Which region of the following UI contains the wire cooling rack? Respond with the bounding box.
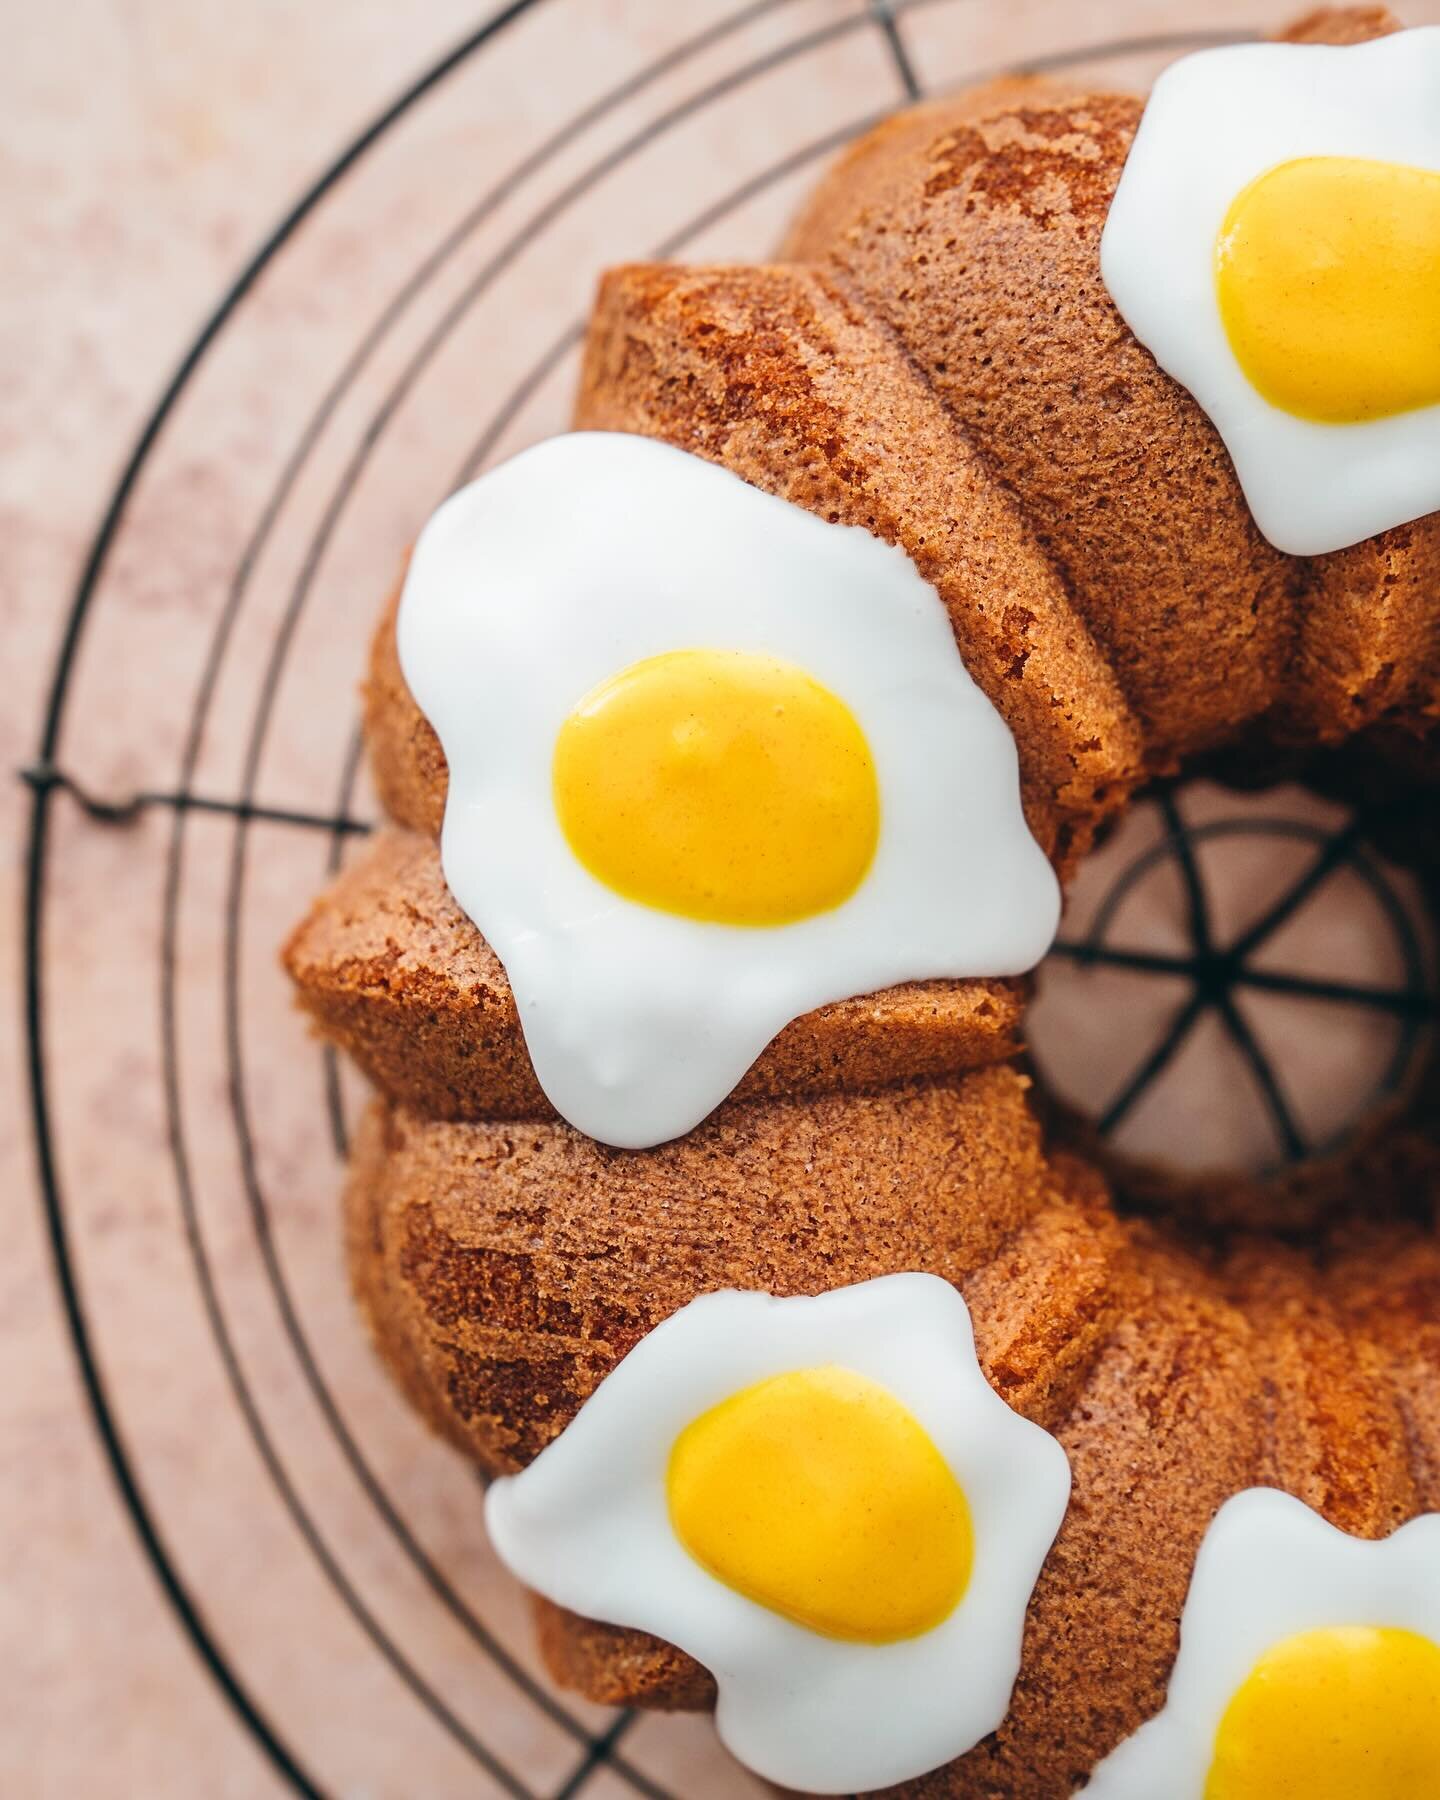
[21,4,1440,1796]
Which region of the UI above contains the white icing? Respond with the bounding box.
[398,432,1059,1149]
[1083,1488,1440,1798]
[485,1273,1071,1795]
[1101,28,1440,557]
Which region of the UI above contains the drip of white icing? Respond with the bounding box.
[485,1274,1072,1794]
[1083,1488,1440,1798]
[398,432,1059,1148]
[1101,28,1440,556]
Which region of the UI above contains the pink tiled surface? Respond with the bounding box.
[7,4,1436,1796]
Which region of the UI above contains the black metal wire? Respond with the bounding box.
[321,723,369,1162]
[26,6,1433,1800]
[1047,939,1435,1014]
[1096,988,1210,1138]
[1052,796,1436,1165]
[1158,787,1214,955]
[22,761,374,836]
[1215,990,1307,1161]
[22,4,551,1794]
[24,785,328,1800]
[871,0,923,101]
[451,107,896,487]
[551,1712,643,1800]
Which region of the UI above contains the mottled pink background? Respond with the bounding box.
[7,4,1436,1795]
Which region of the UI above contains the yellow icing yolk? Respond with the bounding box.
[1205,1625,1440,1799]
[552,649,880,926]
[666,1365,973,1644]
[1215,156,1440,424]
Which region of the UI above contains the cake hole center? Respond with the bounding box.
[1028,780,1436,1185]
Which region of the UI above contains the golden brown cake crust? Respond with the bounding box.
[1283,3,1404,40]
[344,1075,1134,1753]
[363,2,1438,850]
[365,577,447,839]
[781,85,1298,766]
[1267,9,1440,744]
[293,10,1440,1795]
[369,256,1147,871]
[531,1596,717,1712]
[346,1068,1064,1471]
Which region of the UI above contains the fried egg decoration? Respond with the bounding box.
[399,432,1059,1149]
[485,1274,1071,1794]
[1085,1488,1440,1800]
[1102,27,1440,555]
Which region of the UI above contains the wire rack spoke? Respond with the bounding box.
[1214,990,1307,1163]
[1158,787,1214,955]
[871,0,924,101]
[1058,794,1435,1162]
[1228,821,1365,960]
[1052,938,1437,1021]
[22,762,374,837]
[551,1712,641,1800]
[1097,988,1211,1137]
[1230,964,1436,1018]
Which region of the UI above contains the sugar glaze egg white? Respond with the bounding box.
[485,1274,1072,1795]
[1102,27,1440,556]
[398,432,1059,1149]
[1084,1488,1440,1799]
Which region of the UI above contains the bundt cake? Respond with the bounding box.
[284,7,1440,1794]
